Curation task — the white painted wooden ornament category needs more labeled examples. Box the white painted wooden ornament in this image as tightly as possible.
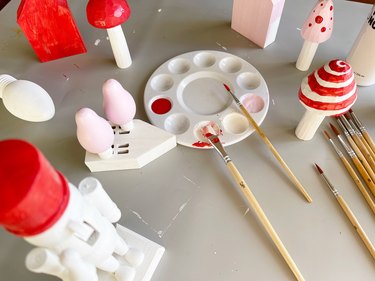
[231,0,285,48]
[296,0,334,71]
[0,140,164,281]
[0,74,55,122]
[103,79,136,131]
[76,107,115,159]
[77,79,176,171]
[295,59,357,140]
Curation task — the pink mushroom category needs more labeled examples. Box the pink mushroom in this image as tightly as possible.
[102,79,136,131]
[75,108,114,158]
[296,0,334,71]
[295,59,357,140]
[86,0,132,68]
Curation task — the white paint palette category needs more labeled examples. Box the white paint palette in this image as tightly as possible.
[144,50,270,149]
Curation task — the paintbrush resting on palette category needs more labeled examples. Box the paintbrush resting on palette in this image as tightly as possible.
[223,84,312,203]
[349,109,375,154]
[314,163,375,260]
[201,123,306,281]
[330,122,375,196]
[323,130,375,215]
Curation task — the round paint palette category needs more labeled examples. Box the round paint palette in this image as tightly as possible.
[144,50,269,149]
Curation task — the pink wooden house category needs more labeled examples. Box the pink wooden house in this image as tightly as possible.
[231,0,285,48]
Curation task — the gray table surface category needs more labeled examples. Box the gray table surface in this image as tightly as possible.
[1,0,375,280]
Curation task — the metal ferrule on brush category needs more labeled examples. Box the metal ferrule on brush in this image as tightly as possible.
[320,174,339,197]
[348,119,362,137]
[337,135,356,157]
[329,138,344,158]
[208,138,232,164]
[350,111,365,133]
[339,116,356,136]
[336,118,351,138]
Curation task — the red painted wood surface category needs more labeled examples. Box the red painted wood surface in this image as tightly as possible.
[17,0,86,62]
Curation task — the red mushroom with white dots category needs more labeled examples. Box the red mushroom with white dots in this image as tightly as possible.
[296,0,334,71]
[86,0,132,69]
[295,59,357,140]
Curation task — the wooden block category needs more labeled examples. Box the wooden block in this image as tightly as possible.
[84,119,176,172]
[17,0,86,62]
[231,0,285,48]
[98,224,165,281]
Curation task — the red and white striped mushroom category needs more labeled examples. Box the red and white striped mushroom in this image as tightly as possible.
[295,59,357,140]
[86,0,132,69]
[296,0,334,71]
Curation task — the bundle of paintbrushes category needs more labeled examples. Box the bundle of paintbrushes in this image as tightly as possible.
[322,108,375,215]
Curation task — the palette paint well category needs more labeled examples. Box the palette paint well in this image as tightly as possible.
[144,50,270,148]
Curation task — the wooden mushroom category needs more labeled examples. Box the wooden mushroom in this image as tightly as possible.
[296,0,334,71]
[86,0,132,69]
[295,59,357,140]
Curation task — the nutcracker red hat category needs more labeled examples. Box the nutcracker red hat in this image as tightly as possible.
[0,139,70,236]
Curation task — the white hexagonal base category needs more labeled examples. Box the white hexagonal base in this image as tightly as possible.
[97,224,165,281]
[84,119,176,171]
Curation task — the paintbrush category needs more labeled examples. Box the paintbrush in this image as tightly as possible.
[201,123,306,281]
[335,118,375,182]
[223,84,312,203]
[323,130,375,215]
[349,108,375,154]
[344,112,375,162]
[339,115,375,173]
[314,163,375,260]
[330,123,375,197]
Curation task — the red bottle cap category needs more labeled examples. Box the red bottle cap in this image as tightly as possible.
[0,139,70,237]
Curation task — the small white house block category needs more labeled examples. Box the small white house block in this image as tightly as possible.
[84,119,176,172]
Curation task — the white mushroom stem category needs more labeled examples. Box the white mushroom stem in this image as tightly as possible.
[295,110,325,141]
[296,40,319,71]
[98,147,113,159]
[107,25,132,69]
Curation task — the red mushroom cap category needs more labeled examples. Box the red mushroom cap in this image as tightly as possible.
[298,59,357,116]
[86,0,131,29]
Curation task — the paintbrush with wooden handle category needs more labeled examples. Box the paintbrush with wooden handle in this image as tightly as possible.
[201,123,305,281]
[223,84,312,203]
[323,130,375,215]
[314,163,375,260]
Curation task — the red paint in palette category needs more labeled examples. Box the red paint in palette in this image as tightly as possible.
[151,98,172,115]
[192,141,211,148]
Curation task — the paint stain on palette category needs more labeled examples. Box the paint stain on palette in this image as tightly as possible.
[144,50,270,149]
